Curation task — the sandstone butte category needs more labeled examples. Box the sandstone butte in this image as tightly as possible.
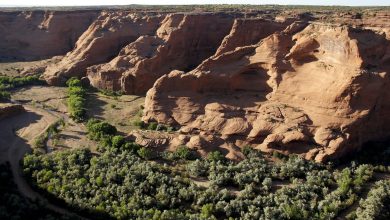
[2,8,390,162]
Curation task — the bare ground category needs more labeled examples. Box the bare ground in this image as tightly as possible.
[86,92,145,134]
[0,57,61,77]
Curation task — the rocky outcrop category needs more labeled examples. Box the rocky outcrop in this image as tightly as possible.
[144,22,390,162]
[0,10,99,61]
[87,13,238,94]
[43,11,164,85]
[214,17,291,56]
[2,8,390,162]
[0,103,25,120]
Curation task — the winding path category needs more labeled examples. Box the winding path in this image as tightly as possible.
[0,105,86,218]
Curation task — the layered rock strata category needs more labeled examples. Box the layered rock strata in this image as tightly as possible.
[144,22,390,162]
[0,10,99,61]
[43,11,164,85]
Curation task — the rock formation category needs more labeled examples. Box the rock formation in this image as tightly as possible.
[144,21,390,162]
[2,7,390,162]
[0,10,99,61]
[87,13,239,94]
[43,11,164,85]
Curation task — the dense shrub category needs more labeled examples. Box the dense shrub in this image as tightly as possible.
[0,75,43,89]
[207,151,225,162]
[86,119,117,139]
[21,129,390,220]
[172,145,196,160]
[66,78,86,122]
[355,180,390,220]
[137,147,154,160]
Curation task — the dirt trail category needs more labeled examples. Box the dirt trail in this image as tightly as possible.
[0,105,86,218]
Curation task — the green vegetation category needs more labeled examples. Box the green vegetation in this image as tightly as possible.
[355,180,390,220]
[133,119,177,132]
[207,150,226,162]
[22,122,390,220]
[0,75,44,100]
[32,118,64,154]
[160,145,197,161]
[0,162,80,220]
[86,118,142,154]
[66,78,87,122]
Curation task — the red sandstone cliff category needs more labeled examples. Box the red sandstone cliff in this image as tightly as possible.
[3,8,390,161]
[0,10,99,61]
[86,13,239,94]
[143,21,390,162]
[43,11,164,85]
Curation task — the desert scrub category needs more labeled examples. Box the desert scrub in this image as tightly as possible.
[22,146,384,220]
[0,75,43,89]
[355,180,390,220]
[0,75,44,101]
[66,78,86,122]
[86,118,142,152]
[32,118,64,154]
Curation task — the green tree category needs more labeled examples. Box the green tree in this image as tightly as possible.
[138,147,153,160]
[207,151,225,162]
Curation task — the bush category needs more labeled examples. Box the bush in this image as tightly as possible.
[355,180,390,220]
[137,147,153,160]
[21,142,390,220]
[111,135,125,149]
[66,77,82,87]
[201,204,215,219]
[172,145,195,160]
[146,122,158,130]
[86,119,117,139]
[123,142,141,153]
[242,145,254,157]
[0,91,10,100]
[207,151,225,162]
[187,159,210,177]
[86,119,117,149]
[133,118,145,128]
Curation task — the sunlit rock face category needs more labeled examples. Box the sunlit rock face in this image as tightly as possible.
[5,8,388,162]
[144,21,390,162]
[0,10,99,61]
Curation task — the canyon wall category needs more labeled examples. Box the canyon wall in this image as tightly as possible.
[2,8,390,161]
[87,13,242,94]
[0,10,99,61]
[43,11,164,85]
[143,20,390,161]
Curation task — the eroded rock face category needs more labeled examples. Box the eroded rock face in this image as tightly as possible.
[43,11,164,85]
[214,17,292,56]
[0,10,99,61]
[144,22,390,162]
[87,13,238,94]
[3,8,390,162]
